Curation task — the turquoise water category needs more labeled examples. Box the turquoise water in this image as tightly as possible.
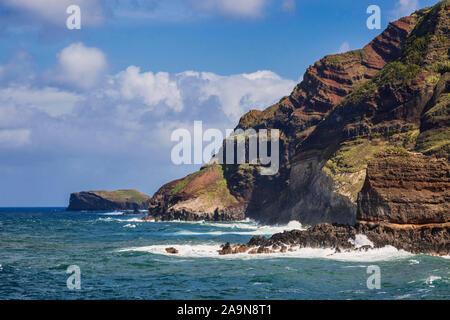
[0,208,448,300]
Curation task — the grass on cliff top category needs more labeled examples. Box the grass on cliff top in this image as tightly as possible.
[339,61,422,106]
[415,127,450,155]
[415,91,450,157]
[324,129,421,176]
[422,92,450,125]
[170,171,201,196]
[170,164,239,206]
[323,138,387,176]
[322,138,386,201]
[90,190,149,202]
[428,61,450,74]
[322,128,422,200]
[336,2,441,108]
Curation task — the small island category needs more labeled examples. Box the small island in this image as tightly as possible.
[67,189,150,211]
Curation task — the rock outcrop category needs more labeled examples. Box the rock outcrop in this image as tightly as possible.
[357,150,449,224]
[219,149,450,256]
[218,220,449,256]
[147,164,246,221]
[261,1,449,225]
[67,189,150,211]
[145,1,450,255]
[145,11,419,222]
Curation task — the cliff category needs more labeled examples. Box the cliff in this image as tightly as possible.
[357,149,449,224]
[260,1,449,225]
[146,11,419,222]
[146,0,449,237]
[67,189,150,211]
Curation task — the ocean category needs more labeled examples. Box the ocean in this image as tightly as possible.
[0,208,448,300]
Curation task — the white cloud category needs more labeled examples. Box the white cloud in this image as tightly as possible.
[2,0,105,26]
[0,47,296,199]
[0,48,297,204]
[0,86,82,117]
[391,0,420,19]
[178,70,295,121]
[56,43,108,90]
[113,66,183,112]
[337,41,350,53]
[0,129,31,148]
[185,0,271,18]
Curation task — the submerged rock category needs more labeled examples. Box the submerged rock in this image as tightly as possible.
[165,247,179,254]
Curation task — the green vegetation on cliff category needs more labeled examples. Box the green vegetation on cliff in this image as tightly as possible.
[170,164,239,207]
[90,189,149,203]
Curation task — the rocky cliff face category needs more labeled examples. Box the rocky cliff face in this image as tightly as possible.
[357,150,449,224]
[68,189,150,211]
[147,164,245,221]
[261,1,449,225]
[146,1,449,233]
[146,13,418,222]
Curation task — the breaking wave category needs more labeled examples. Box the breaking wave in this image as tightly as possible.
[118,243,413,262]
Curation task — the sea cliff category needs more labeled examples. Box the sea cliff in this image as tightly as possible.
[147,1,450,255]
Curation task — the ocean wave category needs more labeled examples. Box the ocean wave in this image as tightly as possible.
[348,234,374,248]
[98,217,144,223]
[123,224,137,228]
[98,211,124,216]
[170,220,304,236]
[118,243,413,262]
[425,275,442,285]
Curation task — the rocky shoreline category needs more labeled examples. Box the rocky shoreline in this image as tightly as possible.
[216,222,450,256]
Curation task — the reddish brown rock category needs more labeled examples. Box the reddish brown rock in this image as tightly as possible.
[144,13,418,224]
[165,247,179,254]
[357,150,450,224]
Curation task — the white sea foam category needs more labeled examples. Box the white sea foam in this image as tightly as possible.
[171,220,304,236]
[348,234,374,248]
[99,211,124,216]
[118,243,412,262]
[123,224,136,228]
[425,275,442,285]
[98,217,144,223]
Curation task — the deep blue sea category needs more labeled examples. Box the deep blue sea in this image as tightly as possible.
[0,208,448,300]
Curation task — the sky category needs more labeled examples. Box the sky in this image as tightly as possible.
[0,0,439,206]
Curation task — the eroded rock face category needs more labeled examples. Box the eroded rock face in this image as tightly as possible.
[146,164,246,221]
[145,2,449,229]
[357,151,450,224]
[145,14,417,223]
[178,2,450,256]
[67,190,150,211]
[263,2,449,225]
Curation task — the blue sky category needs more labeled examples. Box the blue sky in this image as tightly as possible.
[0,0,439,206]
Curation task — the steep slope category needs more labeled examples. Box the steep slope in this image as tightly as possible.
[262,1,449,225]
[357,149,449,224]
[145,12,418,221]
[67,189,150,211]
